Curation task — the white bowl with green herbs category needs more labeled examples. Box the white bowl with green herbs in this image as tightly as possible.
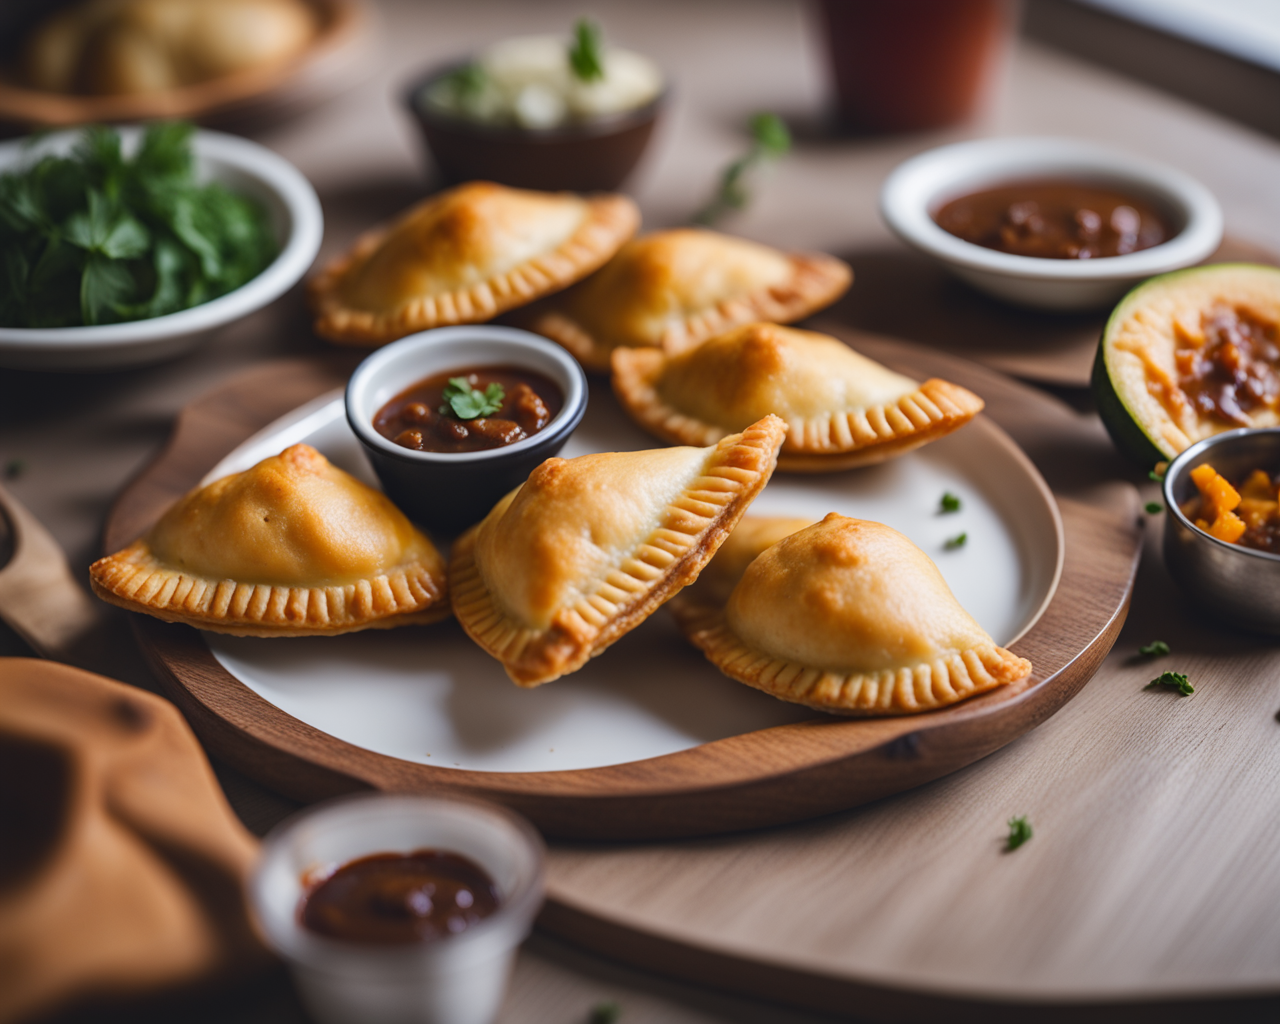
[0,124,322,371]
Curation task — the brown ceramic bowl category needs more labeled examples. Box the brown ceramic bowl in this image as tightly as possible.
[404,63,665,192]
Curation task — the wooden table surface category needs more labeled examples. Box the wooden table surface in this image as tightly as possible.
[5,1,1280,1021]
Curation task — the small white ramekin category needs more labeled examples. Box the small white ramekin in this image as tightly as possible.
[249,793,545,1024]
[0,127,322,371]
[880,136,1223,311]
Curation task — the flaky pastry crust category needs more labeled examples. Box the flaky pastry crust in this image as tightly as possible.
[90,444,449,636]
[309,181,639,346]
[669,513,1031,715]
[612,322,984,471]
[450,415,787,686]
[521,228,851,371]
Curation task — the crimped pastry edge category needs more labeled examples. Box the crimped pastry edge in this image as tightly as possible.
[449,415,788,686]
[611,346,985,472]
[668,599,1032,716]
[531,251,852,371]
[89,540,450,637]
[309,190,640,346]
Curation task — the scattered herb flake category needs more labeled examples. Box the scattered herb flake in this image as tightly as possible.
[588,1001,622,1024]
[1146,670,1193,696]
[944,532,967,550]
[1145,501,1164,514]
[2,458,23,480]
[693,112,792,225]
[1139,640,1170,658]
[939,491,961,513]
[1005,815,1033,851]
[568,19,606,82]
[1149,461,1168,481]
[440,377,504,420]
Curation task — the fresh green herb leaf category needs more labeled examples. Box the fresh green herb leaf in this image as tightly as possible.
[446,62,488,101]
[1139,640,1170,657]
[0,122,276,329]
[939,491,961,513]
[1005,815,1033,851]
[588,1001,622,1024]
[693,111,792,225]
[568,19,606,83]
[1145,501,1164,514]
[3,458,24,480]
[1149,461,1168,481]
[441,377,505,419]
[1146,670,1193,696]
[944,532,967,550]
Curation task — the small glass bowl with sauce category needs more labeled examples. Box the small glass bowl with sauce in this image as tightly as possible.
[249,793,545,1024]
[346,325,588,534]
[880,137,1223,311]
[1163,427,1280,635]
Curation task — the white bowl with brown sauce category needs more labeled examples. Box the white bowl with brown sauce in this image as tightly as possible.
[880,136,1223,311]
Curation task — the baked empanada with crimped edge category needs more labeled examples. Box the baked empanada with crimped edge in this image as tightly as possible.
[449,415,787,686]
[669,513,1032,715]
[90,444,449,636]
[309,181,639,346]
[521,228,851,371]
[612,322,985,471]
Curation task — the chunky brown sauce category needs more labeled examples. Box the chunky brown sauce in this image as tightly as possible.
[1176,305,1280,426]
[375,365,564,454]
[300,849,500,944]
[934,179,1171,259]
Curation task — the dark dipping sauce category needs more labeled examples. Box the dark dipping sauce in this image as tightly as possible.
[1177,305,1280,426]
[300,849,500,944]
[375,365,564,454]
[934,179,1172,259]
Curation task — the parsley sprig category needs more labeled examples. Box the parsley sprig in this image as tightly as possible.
[1139,640,1170,658]
[944,532,967,550]
[440,377,504,419]
[693,112,792,225]
[1005,815,1033,851]
[939,491,961,513]
[0,123,276,328]
[568,19,605,82]
[1146,670,1193,696]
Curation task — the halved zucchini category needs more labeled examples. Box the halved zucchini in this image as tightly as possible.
[1093,263,1280,467]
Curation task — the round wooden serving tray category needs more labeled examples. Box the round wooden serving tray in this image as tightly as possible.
[105,332,1142,841]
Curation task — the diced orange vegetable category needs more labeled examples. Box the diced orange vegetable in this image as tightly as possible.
[1190,463,1242,520]
[1207,510,1247,543]
[1240,469,1275,500]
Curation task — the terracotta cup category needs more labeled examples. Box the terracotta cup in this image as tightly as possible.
[816,0,1013,134]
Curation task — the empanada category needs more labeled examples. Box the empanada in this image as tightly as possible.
[670,513,1031,715]
[309,181,639,346]
[450,415,787,685]
[522,228,851,370]
[613,322,985,471]
[90,444,449,636]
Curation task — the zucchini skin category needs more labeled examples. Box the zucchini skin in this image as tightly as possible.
[1092,335,1167,468]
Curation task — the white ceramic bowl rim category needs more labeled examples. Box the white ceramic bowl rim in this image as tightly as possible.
[1163,427,1280,563]
[345,325,588,464]
[880,136,1224,282]
[0,126,323,347]
[249,792,546,970]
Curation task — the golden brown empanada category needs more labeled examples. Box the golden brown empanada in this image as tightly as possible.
[309,181,640,346]
[522,228,851,371]
[670,513,1031,715]
[450,415,788,686]
[90,444,449,636]
[613,322,985,471]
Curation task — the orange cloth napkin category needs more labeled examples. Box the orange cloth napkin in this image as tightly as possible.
[0,658,268,1023]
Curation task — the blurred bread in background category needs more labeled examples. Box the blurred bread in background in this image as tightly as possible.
[22,0,318,96]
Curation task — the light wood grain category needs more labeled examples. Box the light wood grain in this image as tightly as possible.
[825,236,1280,388]
[102,337,1141,841]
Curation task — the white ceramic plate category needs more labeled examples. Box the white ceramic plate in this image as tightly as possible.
[0,128,322,371]
[199,383,1063,774]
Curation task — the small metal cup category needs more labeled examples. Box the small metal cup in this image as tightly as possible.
[1162,427,1280,635]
